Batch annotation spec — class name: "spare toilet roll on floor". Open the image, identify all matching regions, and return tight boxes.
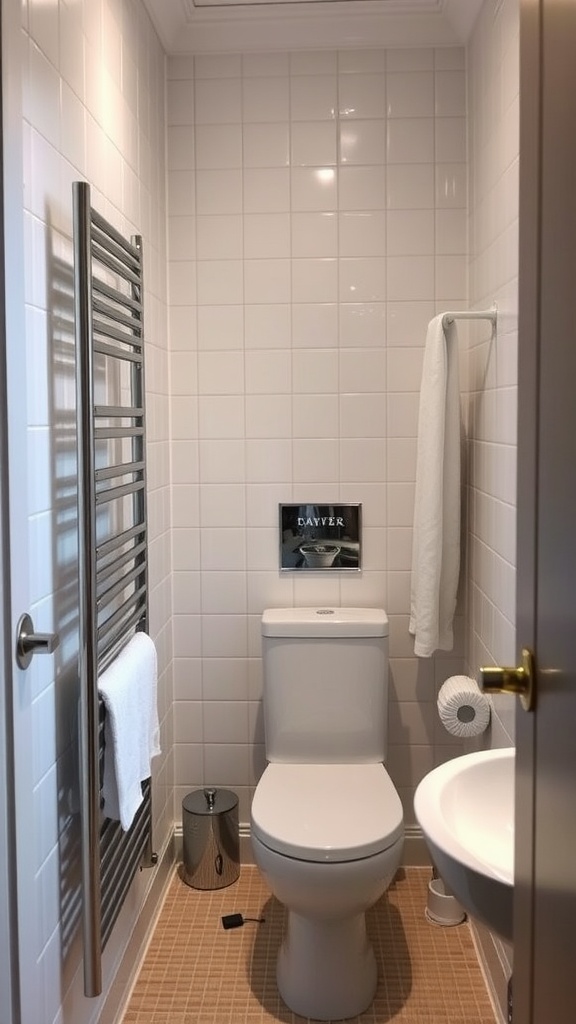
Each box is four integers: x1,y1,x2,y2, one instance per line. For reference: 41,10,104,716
437,675,491,738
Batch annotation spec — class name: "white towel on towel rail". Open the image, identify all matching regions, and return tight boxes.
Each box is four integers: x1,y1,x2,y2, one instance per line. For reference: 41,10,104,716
98,632,161,831
409,314,462,658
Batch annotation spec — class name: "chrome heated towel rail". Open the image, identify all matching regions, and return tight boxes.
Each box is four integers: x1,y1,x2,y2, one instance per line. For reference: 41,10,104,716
73,181,155,997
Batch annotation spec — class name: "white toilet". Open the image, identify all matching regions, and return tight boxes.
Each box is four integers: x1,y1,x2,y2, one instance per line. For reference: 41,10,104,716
251,607,404,1021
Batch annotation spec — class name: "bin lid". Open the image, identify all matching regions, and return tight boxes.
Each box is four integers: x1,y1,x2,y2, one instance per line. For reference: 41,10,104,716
183,787,238,815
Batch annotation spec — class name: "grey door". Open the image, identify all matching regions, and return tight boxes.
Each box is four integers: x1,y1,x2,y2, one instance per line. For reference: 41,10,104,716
514,2,576,1021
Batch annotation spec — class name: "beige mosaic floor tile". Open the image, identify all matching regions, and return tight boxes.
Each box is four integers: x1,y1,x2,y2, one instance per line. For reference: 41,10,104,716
121,866,496,1024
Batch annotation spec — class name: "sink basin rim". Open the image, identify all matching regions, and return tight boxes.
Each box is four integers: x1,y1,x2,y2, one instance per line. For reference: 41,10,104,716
414,747,515,886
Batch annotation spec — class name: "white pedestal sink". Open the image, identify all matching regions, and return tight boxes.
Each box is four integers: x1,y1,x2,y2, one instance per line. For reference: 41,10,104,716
414,747,514,941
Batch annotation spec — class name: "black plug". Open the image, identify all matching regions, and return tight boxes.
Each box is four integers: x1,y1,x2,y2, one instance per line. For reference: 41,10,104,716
221,913,265,929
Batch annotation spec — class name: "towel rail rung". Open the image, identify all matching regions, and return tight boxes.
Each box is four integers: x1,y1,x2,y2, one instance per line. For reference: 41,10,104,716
97,522,146,560
94,339,142,363
95,480,145,505
92,277,142,316
93,317,142,348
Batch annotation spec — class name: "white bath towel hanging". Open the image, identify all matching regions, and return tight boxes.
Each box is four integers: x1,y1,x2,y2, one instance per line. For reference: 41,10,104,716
409,314,462,658
98,631,161,831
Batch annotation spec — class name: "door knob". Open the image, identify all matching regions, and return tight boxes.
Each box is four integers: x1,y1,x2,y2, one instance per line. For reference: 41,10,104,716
16,613,59,670
478,647,535,712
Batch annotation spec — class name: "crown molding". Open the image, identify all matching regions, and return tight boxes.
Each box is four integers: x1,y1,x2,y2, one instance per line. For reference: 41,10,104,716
144,0,482,54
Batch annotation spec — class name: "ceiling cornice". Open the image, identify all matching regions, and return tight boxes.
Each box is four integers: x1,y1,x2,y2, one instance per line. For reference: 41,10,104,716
143,0,482,55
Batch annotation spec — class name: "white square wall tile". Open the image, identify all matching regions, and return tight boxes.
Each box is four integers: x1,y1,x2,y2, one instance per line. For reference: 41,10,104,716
200,484,246,527
242,123,290,167
386,49,434,73
246,394,292,437
292,394,339,437
291,167,337,211
197,305,244,350
338,74,386,119
292,259,338,303
386,72,434,118
242,77,290,122
167,80,195,126
387,347,424,391
339,212,387,258
292,303,338,347
198,354,242,397
340,439,387,483
246,439,292,482
245,304,291,349
291,76,337,120
387,210,434,256
199,440,246,483
435,163,467,208
339,120,386,164
201,528,246,569
203,700,249,743
195,54,242,78
340,347,387,392
244,259,291,304
338,49,386,74
338,166,386,211
201,574,247,615
195,78,242,124
340,393,387,437
435,209,467,254
196,260,243,306
169,262,196,307
434,71,466,117
291,213,338,258
245,349,292,393
290,51,338,75
196,169,242,215
435,117,466,162
386,164,434,209
292,349,339,393
339,258,387,302
242,52,290,77
244,213,291,259
386,118,434,164
291,122,337,166
196,215,242,260
244,168,290,212
168,126,195,170
293,439,339,483
339,303,386,347
195,124,242,169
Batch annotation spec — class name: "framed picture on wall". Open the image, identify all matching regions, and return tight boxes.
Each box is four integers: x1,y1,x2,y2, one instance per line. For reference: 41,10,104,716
279,504,362,571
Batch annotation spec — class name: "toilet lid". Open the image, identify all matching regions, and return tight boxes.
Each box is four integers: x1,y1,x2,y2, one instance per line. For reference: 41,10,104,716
251,763,404,863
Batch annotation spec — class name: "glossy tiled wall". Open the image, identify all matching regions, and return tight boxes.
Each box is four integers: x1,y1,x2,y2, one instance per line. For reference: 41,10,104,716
14,2,170,1021
467,0,519,744
166,47,470,829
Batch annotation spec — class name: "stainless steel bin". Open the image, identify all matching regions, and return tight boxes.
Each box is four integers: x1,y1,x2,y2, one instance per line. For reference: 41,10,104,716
182,787,240,890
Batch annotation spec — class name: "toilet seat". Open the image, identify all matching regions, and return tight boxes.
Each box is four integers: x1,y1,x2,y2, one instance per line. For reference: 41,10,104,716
251,763,403,863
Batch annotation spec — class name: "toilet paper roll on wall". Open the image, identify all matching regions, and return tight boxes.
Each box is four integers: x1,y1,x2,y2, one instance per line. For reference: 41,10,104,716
437,676,491,738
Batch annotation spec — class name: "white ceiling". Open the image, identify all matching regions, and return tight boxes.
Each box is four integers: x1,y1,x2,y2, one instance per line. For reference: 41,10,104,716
143,0,484,55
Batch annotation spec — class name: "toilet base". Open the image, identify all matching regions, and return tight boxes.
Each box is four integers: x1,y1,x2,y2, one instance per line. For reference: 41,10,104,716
276,910,377,1021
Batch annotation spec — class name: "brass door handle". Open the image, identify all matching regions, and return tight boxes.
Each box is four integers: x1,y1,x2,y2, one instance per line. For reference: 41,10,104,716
478,647,535,712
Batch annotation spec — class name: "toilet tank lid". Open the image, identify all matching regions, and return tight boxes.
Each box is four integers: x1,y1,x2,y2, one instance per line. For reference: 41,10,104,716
261,607,389,638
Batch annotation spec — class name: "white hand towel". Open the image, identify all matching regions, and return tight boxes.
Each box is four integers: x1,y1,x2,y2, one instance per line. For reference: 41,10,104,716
98,632,161,831
409,314,462,658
